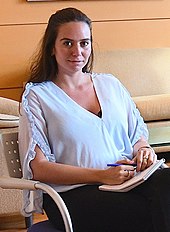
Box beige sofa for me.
[0,97,19,128]
[94,47,170,153]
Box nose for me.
[71,44,81,56]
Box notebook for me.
[99,158,165,192]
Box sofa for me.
[0,97,19,128]
[93,47,170,154]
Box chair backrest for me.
[0,131,22,178]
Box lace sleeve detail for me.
[19,82,56,216]
[21,83,55,165]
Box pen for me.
[107,163,137,167]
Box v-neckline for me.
[50,74,103,119]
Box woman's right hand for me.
[100,165,135,185]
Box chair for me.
[0,130,73,232]
[0,97,22,224]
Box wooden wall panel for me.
[0,88,23,101]
[1,0,170,24]
[93,19,170,51]
[0,25,46,88]
[0,0,170,101]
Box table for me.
[148,126,170,165]
[148,126,170,153]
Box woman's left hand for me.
[133,147,157,172]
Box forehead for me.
[57,22,91,40]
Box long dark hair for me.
[28,7,94,83]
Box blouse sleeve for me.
[19,83,55,216]
[120,83,149,146]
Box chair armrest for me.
[0,176,38,190]
[35,182,73,232]
[0,176,73,232]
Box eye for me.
[63,40,72,47]
[80,40,90,47]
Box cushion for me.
[133,94,170,122]
[0,113,19,128]
[0,97,19,116]
[27,220,62,232]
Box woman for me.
[19,7,170,232]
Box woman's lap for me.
[133,168,170,232]
[43,185,152,232]
[43,168,170,232]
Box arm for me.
[133,135,153,156]
[30,146,136,186]
[120,85,157,171]
[132,136,157,172]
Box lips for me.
[69,60,83,62]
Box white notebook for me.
[99,159,165,192]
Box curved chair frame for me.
[0,129,73,232]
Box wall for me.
[0,0,170,101]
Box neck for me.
[54,72,91,90]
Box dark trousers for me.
[43,168,170,232]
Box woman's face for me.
[53,21,92,75]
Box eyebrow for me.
[60,38,91,42]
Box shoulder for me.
[21,82,55,111]
[92,72,118,81]
[25,81,50,92]
[23,81,52,99]
[92,72,124,91]
[92,72,133,102]
[92,72,122,87]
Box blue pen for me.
[107,163,137,167]
[107,163,121,167]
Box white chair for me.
[0,130,73,232]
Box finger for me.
[153,152,157,163]
[147,149,155,163]
[136,150,144,172]
[141,157,148,170]
[144,148,157,167]
[124,169,135,180]
[132,156,137,163]
[149,148,157,164]
[116,159,134,165]
[141,150,151,170]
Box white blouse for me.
[19,73,148,216]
